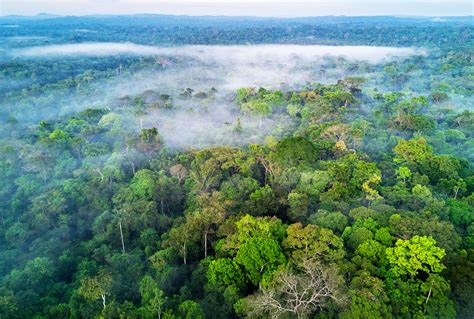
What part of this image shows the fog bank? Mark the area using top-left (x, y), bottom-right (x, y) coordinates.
top-left (4, 43), bottom-right (426, 148)
top-left (14, 43), bottom-right (422, 64)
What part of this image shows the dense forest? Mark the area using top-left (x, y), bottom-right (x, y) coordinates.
top-left (0, 15), bottom-right (473, 318)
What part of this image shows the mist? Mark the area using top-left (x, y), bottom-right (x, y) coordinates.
top-left (4, 43), bottom-right (425, 148)
top-left (14, 43), bottom-right (421, 63)
top-left (14, 43), bottom-right (163, 57)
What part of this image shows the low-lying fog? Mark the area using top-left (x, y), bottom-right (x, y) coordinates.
top-left (13, 43), bottom-right (422, 64)
top-left (4, 43), bottom-right (424, 147)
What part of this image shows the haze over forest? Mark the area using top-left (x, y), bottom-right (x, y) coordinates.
top-left (0, 9), bottom-right (473, 319)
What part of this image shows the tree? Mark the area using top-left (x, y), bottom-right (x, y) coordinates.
top-left (355, 239), bottom-right (387, 266)
top-left (386, 236), bottom-right (445, 278)
top-left (5, 257), bottom-right (54, 294)
top-left (19, 144), bottom-right (54, 182)
top-left (270, 137), bottom-right (318, 170)
top-left (283, 223), bottom-right (344, 265)
top-left (323, 90), bottom-right (356, 109)
top-left (178, 300), bottom-right (205, 319)
top-left (79, 270), bottom-right (113, 309)
top-left (234, 117), bottom-right (243, 134)
top-left (98, 112), bottom-right (125, 136)
top-left (163, 219), bottom-right (200, 264)
top-left (220, 174), bottom-right (260, 212)
top-left (207, 258), bottom-right (246, 288)
top-left (411, 184), bottom-right (433, 205)
top-left (385, 273), bottom-right (455, 318)
top-left (393, 137), bottom-right (432, 164)
top-left (297, 170), bottom-right (331, 197)
top-left (448, 256), bottom-right (474, 318)
top-left (169, 164), bottom-right (188, 184)
top-left (244, 260), bottom-right (345, 318)
top-left (241, 100), bottom-right (272, 128)
top-left (429, 92), bottom-right (449, 104)
top-left (362, 174), bottom-right (383, 203)
top-left (236, 87), bottom-right (257, 104)
top-left (137, 127), bottom-right (162, 155)
top-left (321, 123), bottom-right (351, 142)
top-left (340, 271), bottom-right (392, 319)
top-left (189, 191), bottom-right (230, 257)
top-left (375, 227), bottom-right (393, 246)
top-left (344, 227), bottom-right (374, 251)
top-left (438, 178), bottom-right (467, 199)
top-left (235, 237), bottom-right (286, 285)
top-left (0, 288), bottom-right (17, 318)
top-left (189, 147), bottom-right (245, 193)
top-left (287, 191), bottom-right (309, 222)
top-left (309, 210), bottom-right (348, 234)
top-left (248, 185), bottom-right (278, 216)
top-left (216, 214), bottom-right (286, 256)
top-left (395, 166), bottom-right (411, 183)
top-left (139, 275), bottom-right (166, 319)
top-left (155, 171), bottom-right (182, 215)
top-left (338, 77), bottom-right (366, 94)
top-left (324, 154), bottom-right (381, 201)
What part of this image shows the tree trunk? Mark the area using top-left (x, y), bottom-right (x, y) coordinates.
top-left (95, 168), bottom-right (104, 182)
top-left (119, 221), bottom-right (125, 253)
top-left (424, 281), bottom-right (434, 313)
top-left (183, 243), bottom-right (187, 264)
top-left (204, 232), bottom-right (208, 258)
top-left (101, 294), bottom-right (106, 309)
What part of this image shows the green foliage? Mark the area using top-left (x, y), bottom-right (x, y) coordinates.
top-left (0, 22), bottom-right (472, 317)
top-left (287, 191), bottom-right (309, 221)
top-left (79, 270), bottom-right (113, 307)
top-left (139, 275), bottom-right (166, 318)
top-left (178, 300), bottom-right (205, 319)
top-left (340, 271), bottom-right (392, 319)
top-left (271, 137), bottom-right (319, 169)
top-left (394, 137), bottom-right (432, 164)
top-left (216, 214), bottom-right (287, 255)
top-left (309, 210), bottom-right (348, 234)
top-left (344, 226), bottom-right (374, 251)
top-left (395, 166), bottom-right (411, 183)
top-left (374, 227), bottom-right (393, 246)
top-left (283, 223), bottom-right (345, 264)
top-left (207, 258), bottom-right (246, 288)
top-left (356, 240), bottom-right (386, 265)
top-left (297, 170), bottom-right (331, 197)
top-left (235, 237), bottom-right (286, 285)
top-left (386, 236), bottom-right (446, 278)
top-left (240, 100), bottom-right (272, 125)
top-left (248, 185), bottom-right (278, 216)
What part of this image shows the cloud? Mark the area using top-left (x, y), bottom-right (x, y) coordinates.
top-left (14, 42), bottom-right (162, 57)
top-left (14, 42), bottom-right (422, 62)
top-left (5, 43), bottom-right (425, 148)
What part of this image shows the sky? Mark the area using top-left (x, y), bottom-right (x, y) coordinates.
top-left (0, 0), bottom-right (472, 17)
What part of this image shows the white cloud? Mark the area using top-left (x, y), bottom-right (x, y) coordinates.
top-left (8, 43), bottom-right (424, 147)
top-left (15, 43), bottom-right (421, 62)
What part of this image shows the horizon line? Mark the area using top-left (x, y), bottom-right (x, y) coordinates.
top-left (1, 12), bottom-right (472, 18)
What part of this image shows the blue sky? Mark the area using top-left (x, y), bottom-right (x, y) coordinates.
top-left (1, 0), bottom-right (472, 17)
